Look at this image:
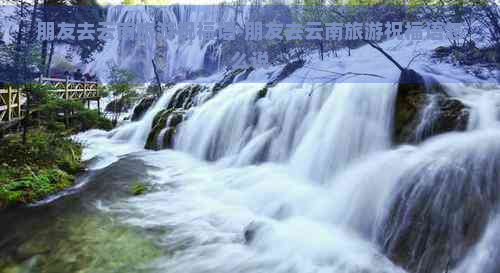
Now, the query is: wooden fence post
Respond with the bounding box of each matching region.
[83,78,87,99]
[64,76,69,127]
[65,76,69,100]
[7,86,12,122]
[16,89,21,119]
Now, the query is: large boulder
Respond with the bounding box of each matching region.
[131,96,157,121]
[393,69,469,145]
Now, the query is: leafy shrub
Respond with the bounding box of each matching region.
[75,109,114,131]
[0,131,82,208]
[0,165,74,208]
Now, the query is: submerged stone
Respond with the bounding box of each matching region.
[0,213,163,273]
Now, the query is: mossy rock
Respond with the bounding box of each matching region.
[167,84,204,110]
[393,69,469,145]
[145,109,185,150]
[131,96,157,121]
[256,87,268,101]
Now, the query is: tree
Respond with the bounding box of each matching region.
[39,0,105,77]
[107,63,139,126]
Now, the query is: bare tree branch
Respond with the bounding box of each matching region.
[303,65,386,79]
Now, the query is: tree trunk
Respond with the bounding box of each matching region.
[152,59,163,97]
[22,1,39,144]
[46,40,55,77]
[364,40,404,72]
[40,0,49,71]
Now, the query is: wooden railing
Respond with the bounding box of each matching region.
[0,78,101,124]
[0,87,23,124]
[37,77,100,100]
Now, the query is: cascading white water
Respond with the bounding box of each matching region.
[77,5,500,271]
[109,84,184,146]
[174,82,331,165]
[80,81,500,273]
[454,213,500,273]
[290,82,396,183]
[413,93,439,141]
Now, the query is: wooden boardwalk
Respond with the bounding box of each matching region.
[0,77,101,125]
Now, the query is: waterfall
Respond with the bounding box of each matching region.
[109,84,182,146]
[73,5,500,273]
[79,79,500,273]
[174,82,331,164]
[92,4,244,82]
[290,83,396,183]
[454,213,500,273]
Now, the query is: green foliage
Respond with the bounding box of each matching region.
[27,83,114,132]
[130,181,147,196]
[0,131,82,172]
[145,84,162,97]
[0,131,81,208]
[76,109,114,131]
[106,63,139,124]
[40,0,106,64]
[0,167,73,207]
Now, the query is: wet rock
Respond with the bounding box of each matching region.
[256,87,268,100]
[393,69,469,144]
[167,84,204,110]
[131,95,157,121]
[145,109,185,150]
[243,221,271,245]
[212,69,245,93]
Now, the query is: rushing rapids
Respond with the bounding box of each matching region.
[72,69,500,273]
[57,3,500,273]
